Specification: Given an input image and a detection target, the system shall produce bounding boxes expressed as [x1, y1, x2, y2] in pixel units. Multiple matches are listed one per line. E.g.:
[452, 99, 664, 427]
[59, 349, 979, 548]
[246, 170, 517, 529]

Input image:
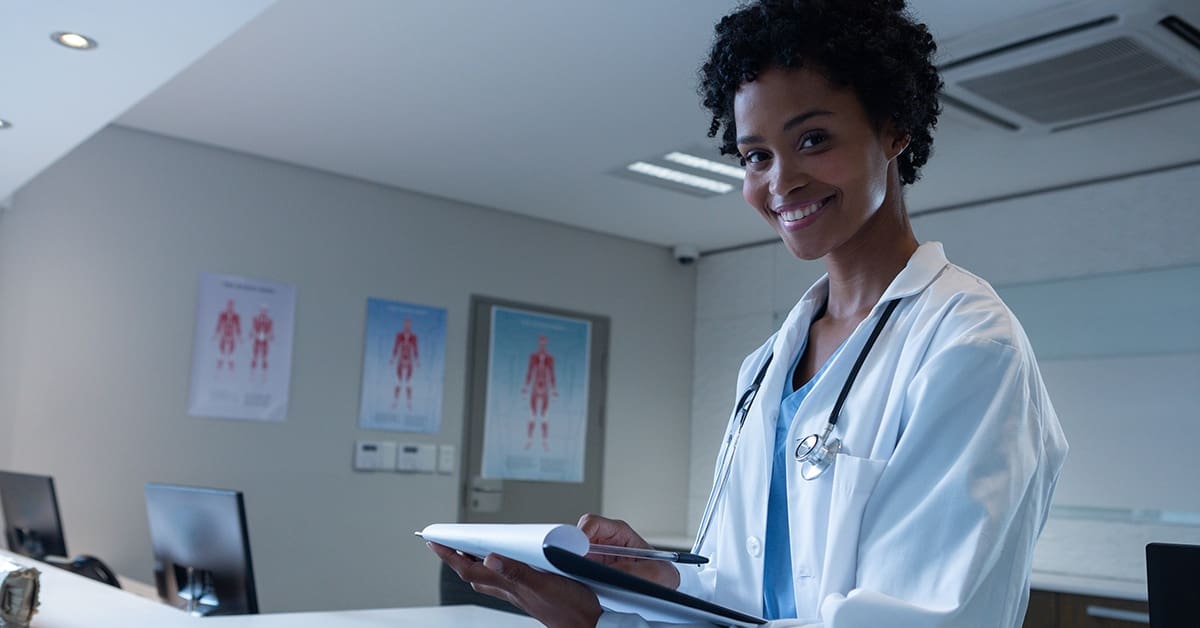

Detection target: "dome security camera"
[672, 245, 700, 265]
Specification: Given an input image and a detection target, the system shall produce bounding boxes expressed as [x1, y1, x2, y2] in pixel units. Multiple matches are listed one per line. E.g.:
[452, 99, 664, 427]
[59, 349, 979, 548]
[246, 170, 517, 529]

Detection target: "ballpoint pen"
[587, 544, 708, 565]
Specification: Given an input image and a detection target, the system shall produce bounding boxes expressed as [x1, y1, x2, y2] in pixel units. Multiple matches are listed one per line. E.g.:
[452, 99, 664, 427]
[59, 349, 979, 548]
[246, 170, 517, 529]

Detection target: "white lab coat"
[599, 242, 1068, 628]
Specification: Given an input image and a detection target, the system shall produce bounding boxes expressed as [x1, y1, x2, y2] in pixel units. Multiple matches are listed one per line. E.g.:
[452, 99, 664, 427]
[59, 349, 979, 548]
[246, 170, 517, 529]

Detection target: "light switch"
[437, 444, 456, 474]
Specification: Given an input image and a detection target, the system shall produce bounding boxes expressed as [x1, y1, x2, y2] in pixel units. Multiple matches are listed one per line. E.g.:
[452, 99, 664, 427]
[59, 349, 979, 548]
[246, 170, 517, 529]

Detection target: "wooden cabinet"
[1023, 589, 1149, 628]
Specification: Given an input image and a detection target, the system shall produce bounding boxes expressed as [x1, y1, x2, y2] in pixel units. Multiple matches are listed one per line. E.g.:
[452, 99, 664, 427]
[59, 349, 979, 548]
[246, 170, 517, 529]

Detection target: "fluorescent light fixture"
[664, 152, 745, 179]
[51, 32, 98, 50]
[626, 162, 734, 194]
[0, 119, 11, 130]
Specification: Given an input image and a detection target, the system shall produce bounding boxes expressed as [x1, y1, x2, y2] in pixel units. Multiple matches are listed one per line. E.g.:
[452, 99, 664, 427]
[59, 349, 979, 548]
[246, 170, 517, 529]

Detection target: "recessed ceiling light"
[626, 162, 734, 194]
[51, 32, 98, 50]
[663, 152, 746, 179]
[0, 119, 12, 130]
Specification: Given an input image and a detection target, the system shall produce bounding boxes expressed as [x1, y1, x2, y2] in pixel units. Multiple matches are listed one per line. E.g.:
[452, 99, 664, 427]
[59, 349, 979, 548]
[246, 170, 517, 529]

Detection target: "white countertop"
[2, 549, 539, 628]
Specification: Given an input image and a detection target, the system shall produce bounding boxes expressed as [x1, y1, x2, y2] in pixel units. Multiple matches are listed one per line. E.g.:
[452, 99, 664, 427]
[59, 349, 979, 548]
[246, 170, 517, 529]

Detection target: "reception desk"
[2, 550, 540, 628]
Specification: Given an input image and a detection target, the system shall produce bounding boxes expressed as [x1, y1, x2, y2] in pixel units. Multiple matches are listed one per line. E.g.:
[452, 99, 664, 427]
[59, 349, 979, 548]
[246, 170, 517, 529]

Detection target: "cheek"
[845, 147, 890, 211]
[742, 175, 766, 211]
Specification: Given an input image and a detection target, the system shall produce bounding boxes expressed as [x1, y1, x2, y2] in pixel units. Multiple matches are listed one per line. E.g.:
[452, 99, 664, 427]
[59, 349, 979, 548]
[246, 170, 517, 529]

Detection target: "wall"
[688, 163, 1200, 531]
[0, 126, 696, 611]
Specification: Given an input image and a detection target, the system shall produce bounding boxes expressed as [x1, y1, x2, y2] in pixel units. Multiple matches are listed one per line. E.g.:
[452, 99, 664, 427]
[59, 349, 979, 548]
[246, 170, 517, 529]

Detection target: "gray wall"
[0, 126, 696, 612]
[688, 163, 1200, 531]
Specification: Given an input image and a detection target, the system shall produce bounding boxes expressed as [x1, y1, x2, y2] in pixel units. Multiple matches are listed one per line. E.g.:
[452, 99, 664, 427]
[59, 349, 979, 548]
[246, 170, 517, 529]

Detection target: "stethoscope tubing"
[691, 298, 901, 555]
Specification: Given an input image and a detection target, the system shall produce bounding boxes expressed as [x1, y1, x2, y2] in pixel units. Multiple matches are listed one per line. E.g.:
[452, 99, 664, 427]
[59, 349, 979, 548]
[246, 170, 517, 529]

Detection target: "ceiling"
[8, 0, 1200, 252]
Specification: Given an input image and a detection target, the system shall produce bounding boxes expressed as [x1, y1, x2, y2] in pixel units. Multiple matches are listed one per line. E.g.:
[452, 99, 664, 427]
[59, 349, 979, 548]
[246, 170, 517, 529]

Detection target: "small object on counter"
[0, 558, 40, 627]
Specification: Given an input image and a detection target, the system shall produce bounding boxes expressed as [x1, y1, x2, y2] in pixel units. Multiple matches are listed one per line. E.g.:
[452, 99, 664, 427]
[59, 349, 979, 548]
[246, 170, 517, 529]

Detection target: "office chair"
[1146, 542, 1200, 628]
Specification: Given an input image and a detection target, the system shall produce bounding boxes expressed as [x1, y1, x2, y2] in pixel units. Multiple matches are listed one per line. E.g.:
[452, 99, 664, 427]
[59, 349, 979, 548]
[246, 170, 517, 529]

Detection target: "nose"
[767, 155, 809, 198]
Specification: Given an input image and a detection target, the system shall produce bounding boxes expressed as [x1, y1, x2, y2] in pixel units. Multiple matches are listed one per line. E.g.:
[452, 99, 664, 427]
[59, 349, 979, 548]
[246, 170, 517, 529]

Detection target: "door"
[460, 295, 609, 524]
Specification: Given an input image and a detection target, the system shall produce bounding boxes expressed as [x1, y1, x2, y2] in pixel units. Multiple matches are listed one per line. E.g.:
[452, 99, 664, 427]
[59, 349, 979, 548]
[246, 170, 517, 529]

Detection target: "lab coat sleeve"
[597, 611, 817, 627]
[815, 336, 1061, 627]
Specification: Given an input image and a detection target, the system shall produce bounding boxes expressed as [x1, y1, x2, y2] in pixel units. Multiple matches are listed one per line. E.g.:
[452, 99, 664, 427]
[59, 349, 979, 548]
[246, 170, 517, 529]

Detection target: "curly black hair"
[699, 0, 942, 185]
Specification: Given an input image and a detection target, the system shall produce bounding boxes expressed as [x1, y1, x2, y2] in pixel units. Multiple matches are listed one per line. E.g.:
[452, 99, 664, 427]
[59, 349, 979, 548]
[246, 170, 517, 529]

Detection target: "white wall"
[0, 126, 696, 612]
[688, 163, 1200, 532]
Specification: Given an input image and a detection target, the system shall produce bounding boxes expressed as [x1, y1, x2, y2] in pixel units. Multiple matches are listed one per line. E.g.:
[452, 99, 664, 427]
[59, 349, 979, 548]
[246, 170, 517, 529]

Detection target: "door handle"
[1085, 605, 1149, 624]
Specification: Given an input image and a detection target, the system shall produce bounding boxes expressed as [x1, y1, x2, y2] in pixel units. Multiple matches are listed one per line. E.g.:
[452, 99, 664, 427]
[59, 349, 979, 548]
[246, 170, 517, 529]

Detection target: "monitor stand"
[178, 566, 220, 616]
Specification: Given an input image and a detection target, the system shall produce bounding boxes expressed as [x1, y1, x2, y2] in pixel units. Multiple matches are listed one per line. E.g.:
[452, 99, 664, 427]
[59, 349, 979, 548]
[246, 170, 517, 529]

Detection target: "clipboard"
[419, 522, 765, 626]
[542, 546, 766, 627]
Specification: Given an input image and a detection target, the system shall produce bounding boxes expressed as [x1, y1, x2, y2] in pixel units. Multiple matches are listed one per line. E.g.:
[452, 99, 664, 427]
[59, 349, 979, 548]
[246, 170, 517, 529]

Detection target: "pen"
[587, 544, 709, 565]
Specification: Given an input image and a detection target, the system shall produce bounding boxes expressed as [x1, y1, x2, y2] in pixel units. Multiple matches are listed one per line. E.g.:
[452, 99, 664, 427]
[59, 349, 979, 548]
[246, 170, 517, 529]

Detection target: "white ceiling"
[1, 1, 273, 207]
[9, 0, 1200, 252]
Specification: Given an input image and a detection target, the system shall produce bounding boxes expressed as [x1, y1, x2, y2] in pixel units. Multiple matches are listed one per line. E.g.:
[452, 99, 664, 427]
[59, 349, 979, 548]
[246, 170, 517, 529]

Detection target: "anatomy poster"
[481, 307, 591, 482]
[358, 298, 447, 433]
[187, 273, 296, 422]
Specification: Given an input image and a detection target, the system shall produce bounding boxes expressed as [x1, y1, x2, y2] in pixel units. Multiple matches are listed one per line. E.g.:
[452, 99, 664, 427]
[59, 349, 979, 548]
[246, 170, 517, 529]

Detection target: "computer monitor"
[0, 471, 68, 559]
[144, 483, 258, 616]
[1146, 542, 1200, 628]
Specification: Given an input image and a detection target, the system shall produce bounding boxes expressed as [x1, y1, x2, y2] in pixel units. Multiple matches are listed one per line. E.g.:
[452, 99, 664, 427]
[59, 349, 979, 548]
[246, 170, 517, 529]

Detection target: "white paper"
[419, 523, 588, 572]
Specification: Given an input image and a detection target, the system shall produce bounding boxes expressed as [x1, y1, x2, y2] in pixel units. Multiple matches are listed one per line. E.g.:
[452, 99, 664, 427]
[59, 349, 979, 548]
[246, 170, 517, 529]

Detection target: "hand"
[429, 542, 602, 628]
[577, 514, 680, 590]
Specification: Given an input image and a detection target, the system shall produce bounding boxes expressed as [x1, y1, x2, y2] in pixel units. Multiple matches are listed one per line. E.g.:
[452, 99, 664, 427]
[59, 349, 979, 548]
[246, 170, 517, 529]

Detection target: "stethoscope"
[691, 298, 901, 554]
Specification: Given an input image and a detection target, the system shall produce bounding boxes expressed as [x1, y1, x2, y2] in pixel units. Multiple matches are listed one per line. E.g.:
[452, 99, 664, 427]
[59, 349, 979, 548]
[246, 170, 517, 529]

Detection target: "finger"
[471, 581, 516, 604]
[578, 514, 648, 548]
[483, 553, 531, 587]
[429, 544, 511, 592]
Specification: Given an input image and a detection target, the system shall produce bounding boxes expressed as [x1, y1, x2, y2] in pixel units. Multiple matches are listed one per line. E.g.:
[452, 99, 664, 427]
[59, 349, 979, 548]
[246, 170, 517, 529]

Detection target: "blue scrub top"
[763, 342, 840, 619]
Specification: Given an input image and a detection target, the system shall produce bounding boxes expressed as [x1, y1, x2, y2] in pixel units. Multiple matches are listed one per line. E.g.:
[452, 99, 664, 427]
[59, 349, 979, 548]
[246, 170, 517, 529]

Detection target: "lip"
[771, 194, 833, 231]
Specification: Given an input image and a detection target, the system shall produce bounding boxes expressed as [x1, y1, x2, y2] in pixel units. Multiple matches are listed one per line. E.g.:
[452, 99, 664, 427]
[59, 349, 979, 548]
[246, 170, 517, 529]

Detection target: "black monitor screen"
[1147, 542, 1200, 628]
[0, 471, 67, 559]
[144, 483, 258, 616]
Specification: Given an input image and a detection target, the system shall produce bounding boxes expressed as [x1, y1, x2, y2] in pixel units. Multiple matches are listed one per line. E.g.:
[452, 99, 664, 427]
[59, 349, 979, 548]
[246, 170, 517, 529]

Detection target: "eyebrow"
[736, 110, 833, 145]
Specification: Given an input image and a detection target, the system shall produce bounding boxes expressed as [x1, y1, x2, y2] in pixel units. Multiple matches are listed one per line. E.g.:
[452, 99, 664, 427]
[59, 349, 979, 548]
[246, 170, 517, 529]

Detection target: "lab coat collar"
[777, 241, 949, 338]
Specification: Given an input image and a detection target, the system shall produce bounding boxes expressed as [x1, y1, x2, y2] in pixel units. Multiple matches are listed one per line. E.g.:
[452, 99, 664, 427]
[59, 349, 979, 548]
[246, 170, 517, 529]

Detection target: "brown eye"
[799, 132, 829, 150]
[742, 150, 770, 165]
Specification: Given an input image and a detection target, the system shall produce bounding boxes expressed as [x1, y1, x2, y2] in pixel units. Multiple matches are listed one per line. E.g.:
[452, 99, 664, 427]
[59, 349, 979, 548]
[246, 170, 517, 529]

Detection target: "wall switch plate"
[354, 440, 397, 471]
[437, 444, 456, 474]
[396, 443, 436, 473]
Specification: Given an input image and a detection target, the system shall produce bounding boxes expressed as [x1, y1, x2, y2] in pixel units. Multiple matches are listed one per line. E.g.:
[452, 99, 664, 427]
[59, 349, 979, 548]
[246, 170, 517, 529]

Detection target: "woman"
[431, 1, 1068, 626]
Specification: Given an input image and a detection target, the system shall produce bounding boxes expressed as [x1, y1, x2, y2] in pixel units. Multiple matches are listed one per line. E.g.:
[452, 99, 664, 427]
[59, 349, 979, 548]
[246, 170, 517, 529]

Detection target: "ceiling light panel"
[625, 162, 734, 196]
[663, 151, 745, 179]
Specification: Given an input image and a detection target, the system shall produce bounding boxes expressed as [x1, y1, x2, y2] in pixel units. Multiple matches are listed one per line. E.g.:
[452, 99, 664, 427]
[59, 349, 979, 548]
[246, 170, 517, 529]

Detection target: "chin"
[779, 238, 828, 262]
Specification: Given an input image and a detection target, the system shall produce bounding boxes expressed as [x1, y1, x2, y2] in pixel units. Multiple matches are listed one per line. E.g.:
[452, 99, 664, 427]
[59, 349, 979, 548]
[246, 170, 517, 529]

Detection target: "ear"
[882, 121, 910, 162]
[888, 130, 902, 162]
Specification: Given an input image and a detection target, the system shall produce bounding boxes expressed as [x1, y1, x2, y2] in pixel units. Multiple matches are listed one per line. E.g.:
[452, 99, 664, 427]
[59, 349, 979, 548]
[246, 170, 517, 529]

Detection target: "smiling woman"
[431, 2, 1069, 626]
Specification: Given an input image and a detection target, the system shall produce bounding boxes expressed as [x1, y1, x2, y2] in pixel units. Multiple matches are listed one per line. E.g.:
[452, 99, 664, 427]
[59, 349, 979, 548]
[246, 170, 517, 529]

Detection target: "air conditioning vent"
[940, 4, 1200, 133]
[958, 37, 1200, 125]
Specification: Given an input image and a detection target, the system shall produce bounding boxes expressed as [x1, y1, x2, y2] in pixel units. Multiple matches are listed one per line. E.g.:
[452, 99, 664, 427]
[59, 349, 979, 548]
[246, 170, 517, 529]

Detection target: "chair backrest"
[1146, 542, 1200, 628]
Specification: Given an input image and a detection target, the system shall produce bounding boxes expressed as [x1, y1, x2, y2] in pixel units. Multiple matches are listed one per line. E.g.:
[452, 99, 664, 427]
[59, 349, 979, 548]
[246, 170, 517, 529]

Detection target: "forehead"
[733, 66, 859, 129]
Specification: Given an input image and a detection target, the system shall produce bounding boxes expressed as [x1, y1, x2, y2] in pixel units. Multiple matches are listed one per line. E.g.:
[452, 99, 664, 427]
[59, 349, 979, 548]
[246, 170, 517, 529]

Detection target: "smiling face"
[734, 66, 907, 261]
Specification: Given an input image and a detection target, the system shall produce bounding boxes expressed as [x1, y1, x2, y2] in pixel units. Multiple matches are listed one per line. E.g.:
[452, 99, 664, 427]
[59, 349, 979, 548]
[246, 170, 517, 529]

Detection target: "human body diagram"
[213, 300, 242, 374]
[249, 306, 275, 382]
[521, 335, 558, 451]
[390, 318, 420, 410]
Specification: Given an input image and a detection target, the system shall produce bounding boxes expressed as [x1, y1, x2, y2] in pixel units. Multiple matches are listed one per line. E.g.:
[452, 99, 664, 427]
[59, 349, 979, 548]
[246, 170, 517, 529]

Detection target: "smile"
[774, 196, 832, 224]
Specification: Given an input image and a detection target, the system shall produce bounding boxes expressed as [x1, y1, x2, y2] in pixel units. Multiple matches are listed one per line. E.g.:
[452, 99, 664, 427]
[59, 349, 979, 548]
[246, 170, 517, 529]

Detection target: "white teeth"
[779, 200, 824, 222]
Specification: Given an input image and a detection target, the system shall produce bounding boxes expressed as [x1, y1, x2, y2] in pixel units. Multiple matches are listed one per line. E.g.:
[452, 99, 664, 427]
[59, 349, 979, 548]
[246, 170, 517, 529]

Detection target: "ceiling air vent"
[939, 3, 1200, 133]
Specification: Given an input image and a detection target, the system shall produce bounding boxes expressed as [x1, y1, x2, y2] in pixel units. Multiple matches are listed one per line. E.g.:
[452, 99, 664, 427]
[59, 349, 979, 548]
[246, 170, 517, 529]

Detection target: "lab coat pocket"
[820, 454, 887, 598]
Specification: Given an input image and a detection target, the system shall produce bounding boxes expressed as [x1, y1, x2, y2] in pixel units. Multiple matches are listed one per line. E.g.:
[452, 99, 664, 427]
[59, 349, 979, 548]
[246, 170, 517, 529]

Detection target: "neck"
[821, 185, 918, 321]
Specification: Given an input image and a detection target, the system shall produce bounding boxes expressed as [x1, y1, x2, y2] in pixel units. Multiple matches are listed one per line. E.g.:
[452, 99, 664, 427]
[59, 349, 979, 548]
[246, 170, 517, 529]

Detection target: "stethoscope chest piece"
[795, 431, 840, 480]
